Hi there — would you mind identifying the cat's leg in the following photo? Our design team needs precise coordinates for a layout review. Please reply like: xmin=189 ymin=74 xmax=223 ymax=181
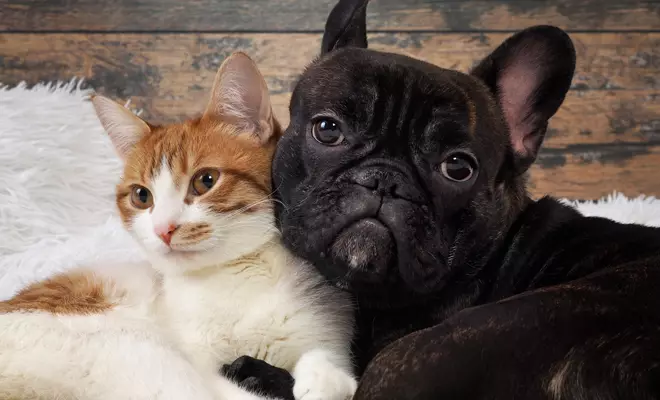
xmin=292 ymin=348 xmax=357 ymax=400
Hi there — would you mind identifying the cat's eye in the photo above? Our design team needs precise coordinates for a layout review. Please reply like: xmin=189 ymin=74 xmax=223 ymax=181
xmin=191 ymin=169 xmax=221 ymax=196
xmin=440 ymin=153 xmax=476 ymax=182
xmin=312 ymin=118 xmax=345 ymax=146
xmin=130 ymin=185 xmax=153 ymax=209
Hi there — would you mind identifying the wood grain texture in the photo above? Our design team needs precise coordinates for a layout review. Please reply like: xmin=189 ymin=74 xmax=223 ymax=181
xmin=1 ymin=32 xmax=657 ymax=117
xmin=1 ymin=0 xmax=659 ymax=32
xmin=531 ymin=145 xmax=660 ymax=199
xmin=0 ymin=32 xmax=658 ymax=199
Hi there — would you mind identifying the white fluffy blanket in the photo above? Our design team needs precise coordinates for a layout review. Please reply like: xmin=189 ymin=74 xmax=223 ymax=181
xmin=1 ymin=81 xmax=659 ymax=300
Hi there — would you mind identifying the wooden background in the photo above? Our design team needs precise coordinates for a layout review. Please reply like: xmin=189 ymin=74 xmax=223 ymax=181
xmin=0 ymin=0 xmax=659 ymax=199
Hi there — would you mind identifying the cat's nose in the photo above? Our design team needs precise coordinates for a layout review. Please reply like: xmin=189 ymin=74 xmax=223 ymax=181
xmin=155 ymin=224 xmax=178 ymax=246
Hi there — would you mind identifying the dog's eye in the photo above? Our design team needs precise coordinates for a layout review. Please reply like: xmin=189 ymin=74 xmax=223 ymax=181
xmin=191 ymin=169 xmax=221 ymax=196
xmin=130 ymin=185 xmax=153 ymax=209
xmin=312 ymin=118 xmax=345 ymax=146
xmin=440 ymin=153 xmax=475 ymax=182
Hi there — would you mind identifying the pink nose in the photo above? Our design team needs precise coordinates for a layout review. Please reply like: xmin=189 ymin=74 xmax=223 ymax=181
xmin=155 ymin=224 xmax=178 ymax=246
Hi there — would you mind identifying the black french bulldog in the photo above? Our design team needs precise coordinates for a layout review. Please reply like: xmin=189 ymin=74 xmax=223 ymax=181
xmin=225 ymin=0 xmax=660 ymax=398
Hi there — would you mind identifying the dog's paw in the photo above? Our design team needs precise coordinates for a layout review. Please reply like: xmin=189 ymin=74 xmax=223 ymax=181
xmin=221 ymin=355 xmax=295 ymax=400
xmin=293 ymin=350 xmax=357 ymax=400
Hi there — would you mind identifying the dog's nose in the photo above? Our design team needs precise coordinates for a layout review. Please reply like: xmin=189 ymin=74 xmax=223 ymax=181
xmin=155 ymin=223 xmax=178 ymax=246
xmin=352 ymin=170 xmax=423 ymax=203
xmin=353 ymin=173 xmax=380 ymax=191
xmin=354 ymin=174 xmax=398 ymax=196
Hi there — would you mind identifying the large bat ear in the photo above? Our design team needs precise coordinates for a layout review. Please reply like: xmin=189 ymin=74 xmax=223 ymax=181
xmin=321 ymin=0 xmax=369 ymax=55
xmin=471 ymin=25 xmax=576 ymax=174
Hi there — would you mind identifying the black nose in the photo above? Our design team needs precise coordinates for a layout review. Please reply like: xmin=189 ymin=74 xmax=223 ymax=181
xmin=351 ymin=169 xmax=424 ymax=203
xmin=353 ymin=173 xmax=380 ymax=191
xmin=353 ymin=173 xmax=395 ymax=194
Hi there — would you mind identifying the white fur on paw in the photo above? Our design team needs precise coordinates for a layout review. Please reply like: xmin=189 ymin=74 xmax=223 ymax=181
xmin=293 ymin=350 xmax=357 ymax=400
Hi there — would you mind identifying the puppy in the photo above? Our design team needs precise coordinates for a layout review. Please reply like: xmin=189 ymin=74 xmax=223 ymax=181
xmin=267 ymin=0 xmax=660 ymax=398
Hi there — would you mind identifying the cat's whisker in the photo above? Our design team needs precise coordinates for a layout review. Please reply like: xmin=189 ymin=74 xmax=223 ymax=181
xmin=270 ymin=198 xmax=287 ymax=209
xmin=219 ymin=220 xmax=273 ymax=228
xmin=268 ymin=180 xmax=289 ymax=211
xmin=289 ymin=178 xmax=329 ymax=212
xmin=222 ymin=198 xmax=275 ymax=219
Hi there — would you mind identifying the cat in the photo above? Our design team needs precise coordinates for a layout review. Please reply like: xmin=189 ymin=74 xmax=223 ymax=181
xmin=0 ymin=52 xmax=357 ymax=400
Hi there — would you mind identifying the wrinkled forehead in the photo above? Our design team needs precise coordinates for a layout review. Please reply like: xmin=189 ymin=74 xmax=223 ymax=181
xmin=296 ymin=49 xmax=499 ymax=141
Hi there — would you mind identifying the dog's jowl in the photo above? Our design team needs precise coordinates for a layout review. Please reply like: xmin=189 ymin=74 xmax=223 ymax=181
xmin=272 ymin=0 xmax=660 ymax=398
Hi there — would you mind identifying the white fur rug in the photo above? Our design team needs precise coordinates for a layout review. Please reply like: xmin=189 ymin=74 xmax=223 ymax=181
xmin=1 ymin=81 xmax=660 ymax=301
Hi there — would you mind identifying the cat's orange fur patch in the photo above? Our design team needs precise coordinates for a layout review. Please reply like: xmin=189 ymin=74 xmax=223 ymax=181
xmin=173 ymin=223 xmax=213 ymax=245
xmin=0 ymin=271 xmax=115 ymax=315
xmin=116 ymin=117 xmax=281 ymax=225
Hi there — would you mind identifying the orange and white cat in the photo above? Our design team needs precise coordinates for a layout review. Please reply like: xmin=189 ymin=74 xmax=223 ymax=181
xmin=0 ymin=52 xmax=357 ymax=400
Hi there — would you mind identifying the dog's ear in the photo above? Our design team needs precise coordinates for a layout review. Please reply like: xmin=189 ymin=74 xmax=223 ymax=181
xmin=471 ymin=25 xmax=576 ymax=173
xmin=321 ymin=0 xmax=369 ymax=55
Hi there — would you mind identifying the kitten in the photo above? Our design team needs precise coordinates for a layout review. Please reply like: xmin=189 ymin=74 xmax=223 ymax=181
xmin=0 ymin=52 xmax=357 ymax=400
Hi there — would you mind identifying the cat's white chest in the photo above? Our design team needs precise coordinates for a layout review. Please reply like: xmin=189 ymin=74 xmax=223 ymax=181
xmin=157 ymin=260 xmax=304 ymax=373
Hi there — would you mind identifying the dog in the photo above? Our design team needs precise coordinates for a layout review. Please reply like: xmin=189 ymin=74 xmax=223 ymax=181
xmin=224 ymin=0 xmax=660 ymax=398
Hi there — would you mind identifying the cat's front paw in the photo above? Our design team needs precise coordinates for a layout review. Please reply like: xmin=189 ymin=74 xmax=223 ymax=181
xmin=293 ymin=350 xmax=357 ymax=400
xmin=222 ymin=355 xmax=295 ymax=400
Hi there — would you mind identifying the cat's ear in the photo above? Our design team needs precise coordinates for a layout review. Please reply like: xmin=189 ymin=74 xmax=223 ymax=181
xmin=321 ymin=0 xmax=369 ymax=55
xmin=91 ymin=95 xmax=151 ymax=161
xmin=203 ymin=52 xmax=275 ymax=144
xmin=471 ymin=25 xmax=576 ymax=173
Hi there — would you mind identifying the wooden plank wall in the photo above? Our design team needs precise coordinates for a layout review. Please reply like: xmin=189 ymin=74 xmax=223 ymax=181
xmin=0 ymin=0 xmax=659 ymax=199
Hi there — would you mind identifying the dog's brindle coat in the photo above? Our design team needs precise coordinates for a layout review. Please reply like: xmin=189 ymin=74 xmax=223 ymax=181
xmin=231 ymin=0 xmax=660 ymax=398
